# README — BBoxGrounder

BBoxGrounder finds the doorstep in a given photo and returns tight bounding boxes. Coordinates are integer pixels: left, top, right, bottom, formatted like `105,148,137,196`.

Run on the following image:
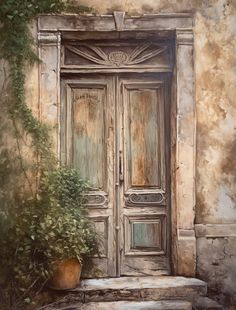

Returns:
71,276,207,303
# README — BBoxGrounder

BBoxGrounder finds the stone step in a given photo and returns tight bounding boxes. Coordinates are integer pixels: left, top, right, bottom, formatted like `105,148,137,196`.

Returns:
59,300,192,310
193,296,223,309
68,276,207,303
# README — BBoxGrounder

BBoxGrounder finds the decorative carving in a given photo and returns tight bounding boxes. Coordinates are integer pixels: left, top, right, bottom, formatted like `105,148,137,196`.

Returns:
125,192,165,206
38,32,60,44
113,11,125,31
65,44,167,67
85,193,107,207
176,29,193,45
108,51,129,66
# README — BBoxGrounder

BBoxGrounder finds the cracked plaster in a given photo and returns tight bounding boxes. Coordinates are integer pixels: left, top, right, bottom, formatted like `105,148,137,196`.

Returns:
1,0,235,308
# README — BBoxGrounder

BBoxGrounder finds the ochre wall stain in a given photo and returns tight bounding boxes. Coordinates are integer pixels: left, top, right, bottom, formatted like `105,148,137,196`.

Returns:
17,0,236,306
67,0,236,223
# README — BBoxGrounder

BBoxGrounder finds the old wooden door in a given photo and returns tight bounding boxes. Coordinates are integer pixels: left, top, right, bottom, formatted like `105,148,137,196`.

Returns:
61,72,170,277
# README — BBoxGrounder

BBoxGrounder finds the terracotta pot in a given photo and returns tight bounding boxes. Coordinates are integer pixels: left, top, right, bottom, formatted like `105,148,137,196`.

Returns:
48,258,82,290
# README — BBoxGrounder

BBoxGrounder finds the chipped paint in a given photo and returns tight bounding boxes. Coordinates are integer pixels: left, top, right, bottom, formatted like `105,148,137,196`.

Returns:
16,0,236,307
70,0,236,226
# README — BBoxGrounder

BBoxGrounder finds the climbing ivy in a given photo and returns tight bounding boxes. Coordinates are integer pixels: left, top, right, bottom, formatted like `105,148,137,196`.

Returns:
0,0,66,168
0,1,96,309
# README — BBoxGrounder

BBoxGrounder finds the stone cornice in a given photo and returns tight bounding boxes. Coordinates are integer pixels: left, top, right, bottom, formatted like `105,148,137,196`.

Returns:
38,12,194,32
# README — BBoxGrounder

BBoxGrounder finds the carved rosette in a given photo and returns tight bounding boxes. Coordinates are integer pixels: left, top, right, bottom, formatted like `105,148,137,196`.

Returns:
108,51,129,67
125,192,165,206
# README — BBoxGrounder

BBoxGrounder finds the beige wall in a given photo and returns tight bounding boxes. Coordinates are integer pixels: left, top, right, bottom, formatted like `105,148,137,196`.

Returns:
65,1,236,307
21,0,236,308
72,0,236,224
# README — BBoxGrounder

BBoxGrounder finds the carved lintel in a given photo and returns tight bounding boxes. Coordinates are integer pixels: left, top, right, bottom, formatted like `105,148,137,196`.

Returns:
113,11,125,31
176,29,193,45
38,32,61,45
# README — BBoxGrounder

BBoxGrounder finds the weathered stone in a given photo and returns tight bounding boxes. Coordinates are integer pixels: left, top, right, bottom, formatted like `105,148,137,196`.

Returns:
59,300,192,310
21,1,236,308
69,276,207,302
193,296,223,309
197,237,236,309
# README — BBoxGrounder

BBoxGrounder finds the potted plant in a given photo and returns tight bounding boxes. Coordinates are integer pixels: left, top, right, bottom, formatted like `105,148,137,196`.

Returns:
0,167,98,304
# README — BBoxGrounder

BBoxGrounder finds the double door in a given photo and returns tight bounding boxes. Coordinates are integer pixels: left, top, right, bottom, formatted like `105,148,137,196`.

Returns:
61,73,170,277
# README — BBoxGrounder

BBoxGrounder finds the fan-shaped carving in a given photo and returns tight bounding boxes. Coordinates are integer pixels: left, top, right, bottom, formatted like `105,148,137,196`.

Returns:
65,44,167,67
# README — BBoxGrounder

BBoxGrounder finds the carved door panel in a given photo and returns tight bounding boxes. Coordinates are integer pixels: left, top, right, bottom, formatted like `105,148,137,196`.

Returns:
61,76,116,277
61,73,170,277
118,75,170,276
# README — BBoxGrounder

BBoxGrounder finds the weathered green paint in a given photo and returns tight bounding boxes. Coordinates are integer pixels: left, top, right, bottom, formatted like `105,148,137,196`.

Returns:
129,88,159,187
132,222,160,249
73,88,105,189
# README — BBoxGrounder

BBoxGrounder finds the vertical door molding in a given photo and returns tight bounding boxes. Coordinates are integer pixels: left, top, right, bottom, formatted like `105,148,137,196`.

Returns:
38,31,61,156
173,28,196,276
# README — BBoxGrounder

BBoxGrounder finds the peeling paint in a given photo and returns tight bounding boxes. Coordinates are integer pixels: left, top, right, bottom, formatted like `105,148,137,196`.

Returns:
20,0,236,308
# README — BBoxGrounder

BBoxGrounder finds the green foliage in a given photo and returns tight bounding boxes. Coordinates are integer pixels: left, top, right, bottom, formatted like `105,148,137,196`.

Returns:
0,0,96,309
0,167,97,288
0,0,66,168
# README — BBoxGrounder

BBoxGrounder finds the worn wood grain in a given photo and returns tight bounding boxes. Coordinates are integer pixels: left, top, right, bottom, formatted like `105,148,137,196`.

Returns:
120,76,169,276
72,87,105,188
129,88,159,186
61,71,170,277
61,77,116,277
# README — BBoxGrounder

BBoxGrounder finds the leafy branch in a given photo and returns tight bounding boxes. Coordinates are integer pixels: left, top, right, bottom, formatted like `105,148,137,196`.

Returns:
0,1,97,309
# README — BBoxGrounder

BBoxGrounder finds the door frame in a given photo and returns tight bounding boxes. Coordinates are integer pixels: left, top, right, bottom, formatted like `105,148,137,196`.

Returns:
37,12,196,276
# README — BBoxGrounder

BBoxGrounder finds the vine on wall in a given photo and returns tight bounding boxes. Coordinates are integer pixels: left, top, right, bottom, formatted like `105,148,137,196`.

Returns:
0,1,66,167
0,1,95,309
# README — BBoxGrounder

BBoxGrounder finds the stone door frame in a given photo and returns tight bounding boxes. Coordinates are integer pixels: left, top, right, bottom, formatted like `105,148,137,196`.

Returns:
37,12,196,276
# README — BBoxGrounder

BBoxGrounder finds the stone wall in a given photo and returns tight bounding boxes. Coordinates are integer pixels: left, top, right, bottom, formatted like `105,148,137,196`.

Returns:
66,0,236,308
15,0,236,308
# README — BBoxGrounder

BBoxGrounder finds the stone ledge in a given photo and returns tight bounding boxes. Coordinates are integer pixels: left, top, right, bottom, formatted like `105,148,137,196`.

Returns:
195,224,236,238
67,276,207,303
59,300,192,310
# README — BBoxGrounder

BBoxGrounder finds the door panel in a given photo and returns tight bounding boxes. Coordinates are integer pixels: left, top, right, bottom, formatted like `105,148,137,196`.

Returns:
61,74,170,278
61,77,116,277
129,88,160,187
72,87,105,188
120,77,169,276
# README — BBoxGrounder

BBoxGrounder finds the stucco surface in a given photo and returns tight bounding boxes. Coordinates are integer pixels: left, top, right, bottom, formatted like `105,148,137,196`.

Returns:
72,0,236,225
2,0,235,308
63,1,236,307
197,237,236,309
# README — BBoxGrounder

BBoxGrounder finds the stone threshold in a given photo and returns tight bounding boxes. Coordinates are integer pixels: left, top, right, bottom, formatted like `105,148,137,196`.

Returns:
38,277,224,309
59,300,192,310
69,276,207,302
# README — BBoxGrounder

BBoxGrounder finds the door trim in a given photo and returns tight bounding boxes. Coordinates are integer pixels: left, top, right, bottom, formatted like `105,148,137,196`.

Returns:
37,12,196,276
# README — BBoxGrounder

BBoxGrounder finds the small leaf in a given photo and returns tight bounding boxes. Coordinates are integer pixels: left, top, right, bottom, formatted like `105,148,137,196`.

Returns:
24,297,31,304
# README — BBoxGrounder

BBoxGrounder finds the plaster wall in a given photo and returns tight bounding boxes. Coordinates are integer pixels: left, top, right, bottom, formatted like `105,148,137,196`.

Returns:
74,0,236,222
22,0,236,308
69,0,236,307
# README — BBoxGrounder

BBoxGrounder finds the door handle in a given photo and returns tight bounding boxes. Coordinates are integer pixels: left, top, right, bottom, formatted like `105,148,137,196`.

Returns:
119,150,124,183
